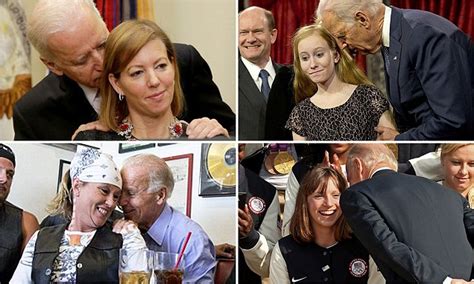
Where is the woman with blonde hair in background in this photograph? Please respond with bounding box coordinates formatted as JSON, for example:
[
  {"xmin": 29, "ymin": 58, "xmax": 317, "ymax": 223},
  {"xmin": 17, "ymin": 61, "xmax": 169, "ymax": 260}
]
[
  {"xmin": 440, "ymin": 144, "xmax": 474, "ymax": 208},
  {"xmin": 11, "ymin": 146, "xmax": 146, "ymax": 283},
  {"xmin": 286, "ymin": 24, "xmax": 396, "ymax": 140}
]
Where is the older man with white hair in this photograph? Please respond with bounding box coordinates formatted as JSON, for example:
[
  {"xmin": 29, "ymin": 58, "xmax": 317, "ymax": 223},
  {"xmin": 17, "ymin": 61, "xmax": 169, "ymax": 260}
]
[
  {"xmin": 119, "ymin": 153, "xmax": 216, "ymax": 283},
  {"xmin": 342, "ymin": 144, "xmax": 474, "ymax": 283},
  {"xmin": 14, "ymin": 0, "xmax": 235, "ymax": 140},
  {"xmin": 316, "ymin": 0, "xmax": 473, "ymax": 140}
]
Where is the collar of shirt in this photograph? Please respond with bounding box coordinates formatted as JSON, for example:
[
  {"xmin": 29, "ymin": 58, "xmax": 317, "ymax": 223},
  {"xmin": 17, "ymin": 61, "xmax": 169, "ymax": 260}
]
[
  {"xmin": 78, "ymin": 83, "xmax": 101, "ymax": 114},
  {"xmin": 240, "ymin": 56, "xmax": 276, "ymax": 90},
  {"xmin": 382, "ymin": 5, "xmax": 392, "ymax": 48},
  {"xmin": 146, "ymin": 203, "xmax": 172, "ymax": 247},
  {"xmin": 370, "ymin": 167, "xmax": 393, "ymax": 178}
]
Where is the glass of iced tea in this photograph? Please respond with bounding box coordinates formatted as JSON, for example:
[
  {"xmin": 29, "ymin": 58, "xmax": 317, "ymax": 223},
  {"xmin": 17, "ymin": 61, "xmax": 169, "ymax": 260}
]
[
  {"xmin": 119, "ymin": 248, "xmax": 153, "ymax": 284},
  {"xmin": 153, "ymin": 252, "xmax": 184, "ymax": 284}
]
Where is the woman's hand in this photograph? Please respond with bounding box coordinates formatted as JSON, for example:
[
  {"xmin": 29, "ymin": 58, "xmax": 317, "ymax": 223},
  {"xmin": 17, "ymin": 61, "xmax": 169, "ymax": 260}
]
[
  {"xmin": 186, "ymin": 117, "xmax": 229, "ymax": 139},
  {"xmin": 71, "ymin": 120, "xmax": 110, "ymax": 140}
]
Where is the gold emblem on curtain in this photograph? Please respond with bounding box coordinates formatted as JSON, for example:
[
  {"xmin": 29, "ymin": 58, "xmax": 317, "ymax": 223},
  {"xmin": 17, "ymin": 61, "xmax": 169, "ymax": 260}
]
[{"xmin": 0, "ymin": 0, "xmax": 31, "ymax": 119}]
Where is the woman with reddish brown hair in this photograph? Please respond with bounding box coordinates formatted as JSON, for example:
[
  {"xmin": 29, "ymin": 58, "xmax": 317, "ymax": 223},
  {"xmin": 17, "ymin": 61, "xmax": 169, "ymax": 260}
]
[
  {"xmin": 75, "ymin": 19, "xmax": 229, "ymax": 140},
  {"xmin": 270, "ymin": 166, "xmax": 383, "ymax": 283}
]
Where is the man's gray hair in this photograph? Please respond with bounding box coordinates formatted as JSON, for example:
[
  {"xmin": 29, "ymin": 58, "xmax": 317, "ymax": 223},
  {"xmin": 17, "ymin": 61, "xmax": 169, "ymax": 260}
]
[
  {"xmin": 347, "ymin": 144, "xmax": 398, "ymax": 172},
  {"xmin": 122, "ymin": 154, "xmax": 175, "ymax": 198},
  {"xmin": 316, "ymin": 0, "xmax": 383, "ymax": 23},
  {"xmin": 27, "ymin": 0, "xmax": 105, "ymax": 60}
]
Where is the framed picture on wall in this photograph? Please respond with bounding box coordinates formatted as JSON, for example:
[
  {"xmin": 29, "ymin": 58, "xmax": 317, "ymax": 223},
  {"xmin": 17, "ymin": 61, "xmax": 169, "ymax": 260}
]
[
  {"xmin": 163, "ymin": 154, "xmax": 193, "ymax": 217},
  {"xmin": 57, "ymin": 159, "xmax": 71, "ymax": 192},
  {"xmin": 199, "ymin": 143, "xmax": 236, "ymax": 197},
  {"xmin": 118, "ymin": 143, "xmax": 155, "ymax": 154}
]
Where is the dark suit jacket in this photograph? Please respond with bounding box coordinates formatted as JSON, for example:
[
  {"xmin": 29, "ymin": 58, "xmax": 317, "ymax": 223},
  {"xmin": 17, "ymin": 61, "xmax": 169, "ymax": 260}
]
[
  {"xmin": 386, "ymin": 7, "xmax": 473, "ymax": 140},
  {"xmin": 264, "ymin": 65, "xmax": 294, "ymax": 140},
  {"xmin": 238, "ymin": 58, "xmax": 281, "ymax": 140},
  {"xmin": 341, "ymin": 169, "xmax": 474, "ymax": 282},
  {"xmin": 13, "ymin": 43, "xmax": 235, "ymax": 140}
]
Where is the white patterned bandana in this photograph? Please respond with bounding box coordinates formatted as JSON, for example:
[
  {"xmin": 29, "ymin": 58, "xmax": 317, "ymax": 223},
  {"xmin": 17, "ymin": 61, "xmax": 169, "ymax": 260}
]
[{"xmin": 70, "ymin": 146, "xmax": 122, "ymax": 189}]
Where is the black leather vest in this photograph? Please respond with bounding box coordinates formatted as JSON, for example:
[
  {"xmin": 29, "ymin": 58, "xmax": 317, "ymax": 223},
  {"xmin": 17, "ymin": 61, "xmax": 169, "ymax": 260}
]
[
  {"xmin": 0, "ymin": 201, "xmax": 23, "ymax": 283},
  {"xmin": 32, "ymin": 223, "xmax": 123, "ymax": 283},
  {"xmin": 279, "ymin": 236, "xmax": 369, "ymax": 283}
]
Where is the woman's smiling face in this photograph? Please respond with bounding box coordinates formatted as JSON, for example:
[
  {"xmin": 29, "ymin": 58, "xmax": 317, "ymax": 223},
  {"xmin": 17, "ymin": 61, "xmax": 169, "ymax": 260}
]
[{"xmin": 307, "ymin": 177, "xmax": 342, "ymax": 230}]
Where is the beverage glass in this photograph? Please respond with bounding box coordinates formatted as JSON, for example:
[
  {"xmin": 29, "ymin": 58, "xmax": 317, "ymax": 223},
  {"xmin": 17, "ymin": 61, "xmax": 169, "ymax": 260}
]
[
  {"xmin": 119, "ymin": 248, "xmax": 153, "ymax": 284},
  {"xmin": 153, "ymin": 252, "xmax": 184, "ymax": 284}
]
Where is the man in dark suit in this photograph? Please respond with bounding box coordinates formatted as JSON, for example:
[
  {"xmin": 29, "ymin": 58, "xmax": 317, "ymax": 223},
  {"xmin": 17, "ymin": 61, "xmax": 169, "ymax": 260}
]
[
  {"xmin": 238, "ymin": 6, "xmax": 283, "ymax": 140},
  {"xmin": 13, "ymin": 0, "xmax": 235, "ymax": 140},
  {"xmin": 342, "ymin": 144, "xmax": 474, "ymax": 283},
  {"xmin": 264, "ymin": 65, "xmax": 294, "ymax": 140},
  {"xmin": 317, "ymin": 0, "xmax": 473, "ymax": 140}
]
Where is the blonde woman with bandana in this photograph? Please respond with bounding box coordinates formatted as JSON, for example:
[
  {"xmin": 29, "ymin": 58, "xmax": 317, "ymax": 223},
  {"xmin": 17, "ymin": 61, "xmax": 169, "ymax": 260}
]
[{"xmin": 11, "ymin": 146, "xmax": 147, "ymax": 283}]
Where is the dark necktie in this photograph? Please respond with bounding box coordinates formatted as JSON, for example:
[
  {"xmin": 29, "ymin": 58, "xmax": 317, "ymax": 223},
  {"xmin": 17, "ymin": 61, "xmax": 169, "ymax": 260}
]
[
  {"xmin": 259, "ymin": 69, "xmax": 270, "ymax": 101},
  {"xmin": 382, "ymin": 46, "xmax": 390, "ymax": 75}
]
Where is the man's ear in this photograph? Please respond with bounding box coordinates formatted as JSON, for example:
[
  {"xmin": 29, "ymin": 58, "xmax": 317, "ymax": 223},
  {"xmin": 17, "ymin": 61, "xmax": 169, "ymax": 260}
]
[
  {"xmin": 270, "ymin": 28, "xmax": 278, "ymax": 44},
  {"xmin": 355, "ymin": 11, "xmax": 370, "ymax": 29},
  {"xmin": 155, "ymin": 187, "xmax": 167, "ymax": 205},
  {"xmin": 108, "ymin": 73, "xmax": 124, "ymax": 97},
  {"xmin": 354, "ymin": 158, "xmax": 365, "ymax": 181},
  {"xmin": 41, "ymin": 57, "xmax": 64, "ymax": 76}
]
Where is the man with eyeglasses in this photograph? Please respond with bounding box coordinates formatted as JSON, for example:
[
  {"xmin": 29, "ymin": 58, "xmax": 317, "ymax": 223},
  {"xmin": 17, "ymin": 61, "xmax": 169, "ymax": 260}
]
[
  {"xmin": 119, "ymin": 153, "xmax": 216, "ymax": 283},
  {"xmin": 0, "ymin": 144, "xmax": 39, "ymax": 283}
]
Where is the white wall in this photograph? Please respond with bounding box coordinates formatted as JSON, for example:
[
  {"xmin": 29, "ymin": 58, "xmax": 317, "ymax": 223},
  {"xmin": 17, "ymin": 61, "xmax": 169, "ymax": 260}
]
[
  {"xmin": 154, "ymin": 0, "xmax": 236, "ymax": 113},
  {"xmin": 7, "ymin": 143, "xmax": 75, "ymax": 220},
  {"xmin": 5, "ymin": 142, "xmax": 236, "ymax": 246}
]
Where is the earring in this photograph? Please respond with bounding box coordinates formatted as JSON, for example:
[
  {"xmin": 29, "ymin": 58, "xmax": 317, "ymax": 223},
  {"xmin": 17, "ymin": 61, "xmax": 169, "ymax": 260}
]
[{"xmin": 118, "ymin": 93, "xmax": 124, "ymax": 101}]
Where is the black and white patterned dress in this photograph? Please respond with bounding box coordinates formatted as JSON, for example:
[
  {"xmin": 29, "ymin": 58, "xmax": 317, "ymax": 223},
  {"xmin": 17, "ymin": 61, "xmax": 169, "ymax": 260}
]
[{"xmin": 285, "ymin": 85, "xmax": 389, "ymax": 140}]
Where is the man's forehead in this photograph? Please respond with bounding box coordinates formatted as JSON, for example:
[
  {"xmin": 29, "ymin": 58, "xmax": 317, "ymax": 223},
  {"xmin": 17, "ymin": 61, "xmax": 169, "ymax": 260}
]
[
  {"xmin": 122, "ymin": 166, "xmax": 148, "ymax": 183},
  {"xmin": 320, "ymin": 11, "xmax": 342, "ymax": 33},
  {"xmin": 0, "ymin": 157, "xmax": 14, "ymax": 170},
  {"xmin": 47, "ymin": 18, "xmax": 107, "ymax": 61},
  {"xmin": 239, "ymin": 10, "xmax": 266, "ymax": 27}
]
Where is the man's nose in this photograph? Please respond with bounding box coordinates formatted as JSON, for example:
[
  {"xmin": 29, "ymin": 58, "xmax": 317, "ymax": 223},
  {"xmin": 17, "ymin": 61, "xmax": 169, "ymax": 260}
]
[
  {"xmin": 335, "ymin": 38, "xmax": 348, "ymax": 50},
  {"xmin": 0, "ymin": 168, "xmax": 7, "ymax": 184},
  {"xmin": 119, "ymin": 194, "xmax": 128, "ymax": 206},
  {"xmin": 247, "ymin": 32, "xmax": 257, "ymax": 42},
  {"xmin": 92, "ymin": 49, "xmax": 104, "ymax": 70}
]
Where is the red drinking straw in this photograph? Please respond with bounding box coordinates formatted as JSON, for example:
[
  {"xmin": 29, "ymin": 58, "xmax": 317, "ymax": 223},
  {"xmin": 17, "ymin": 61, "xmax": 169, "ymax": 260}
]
[{"xmin": 175, "ymin": 232, "xmax": 192, "ymax": 270}]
